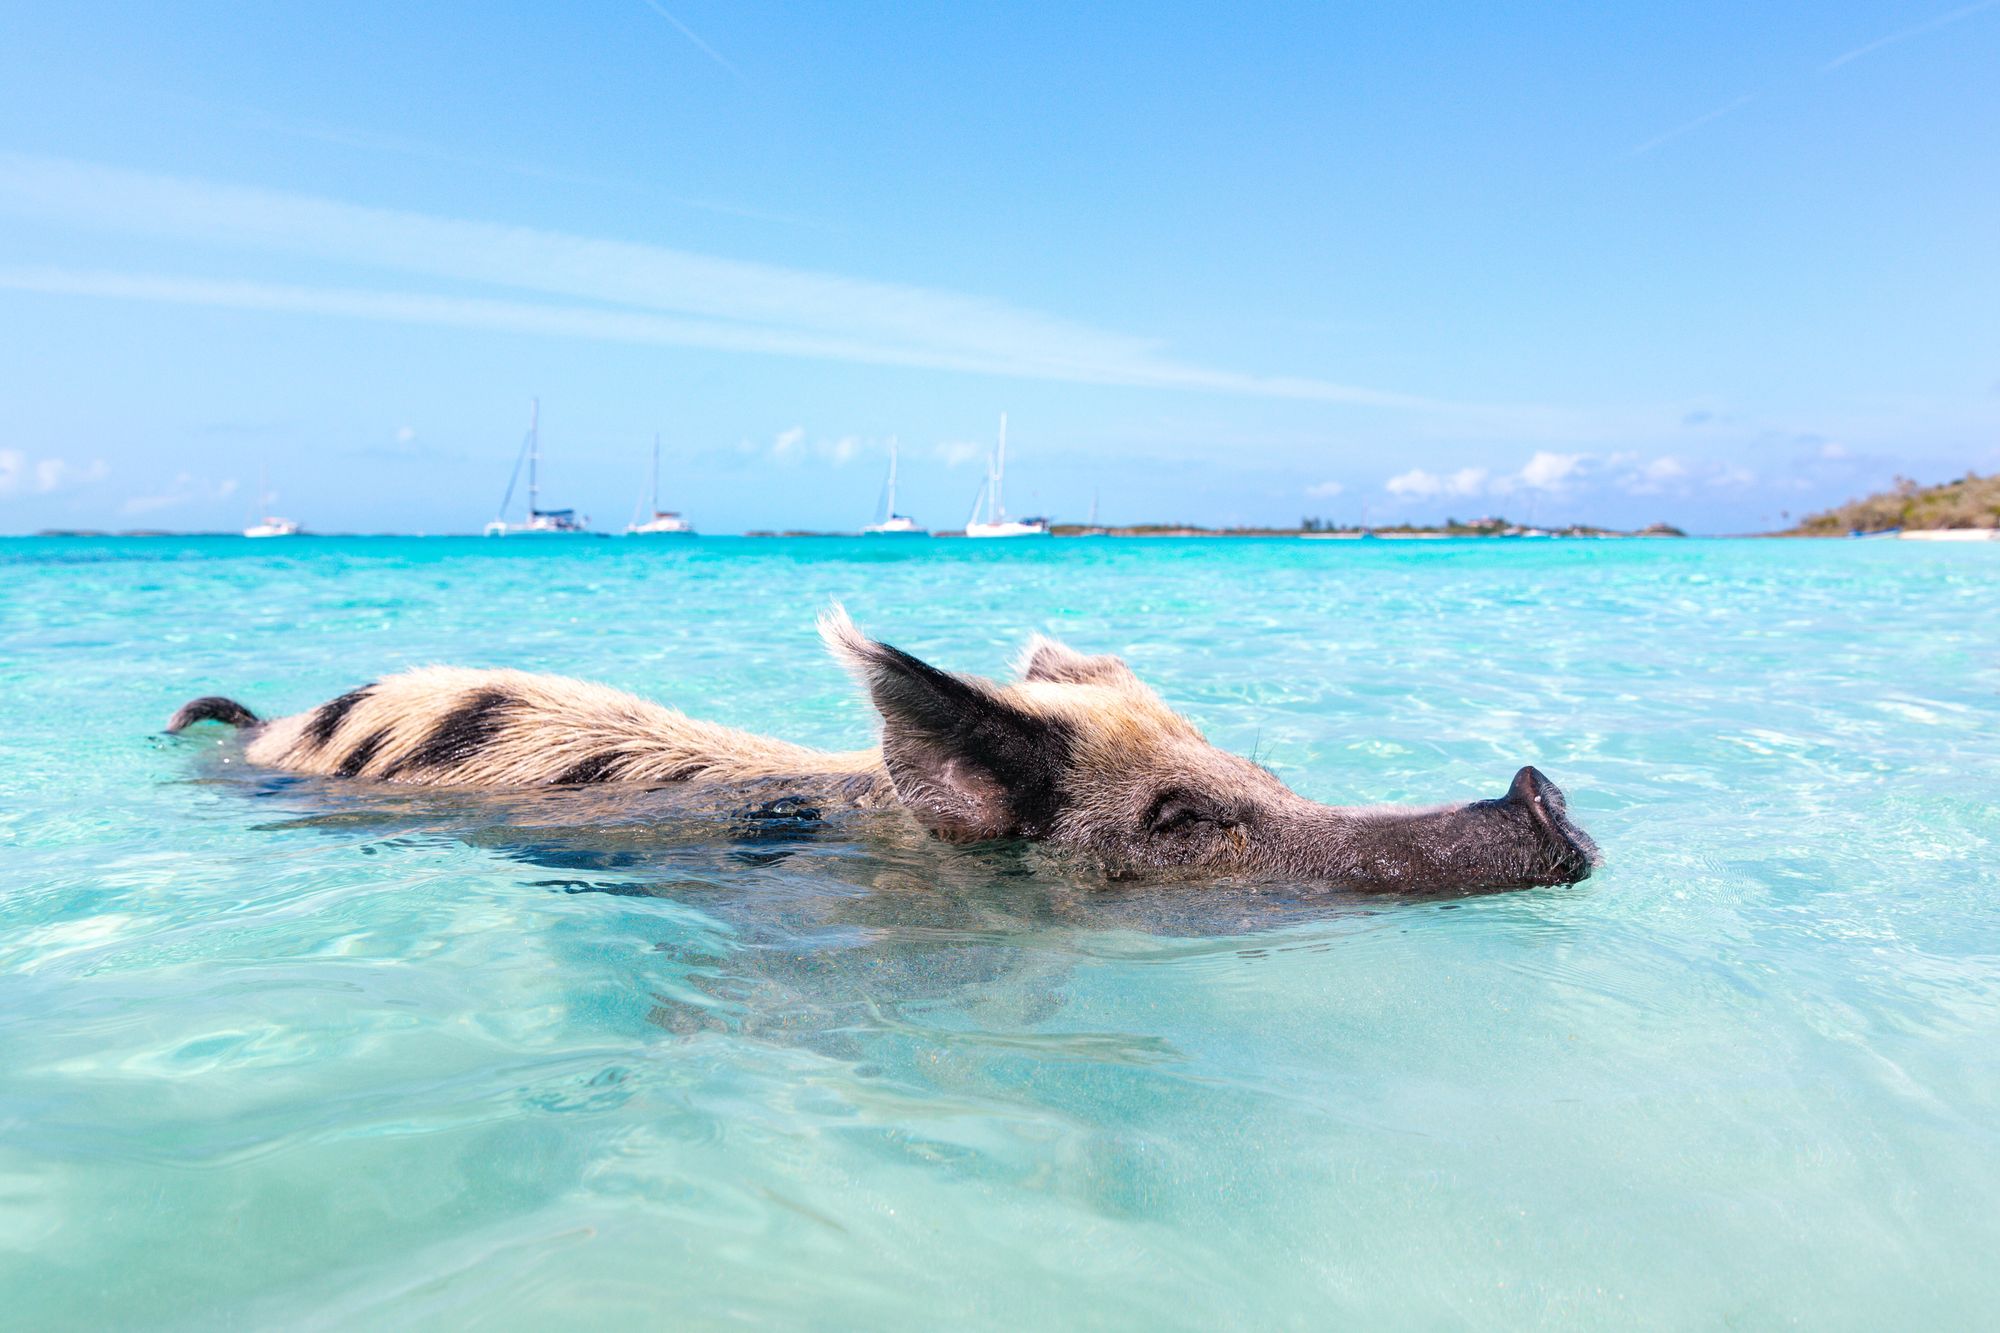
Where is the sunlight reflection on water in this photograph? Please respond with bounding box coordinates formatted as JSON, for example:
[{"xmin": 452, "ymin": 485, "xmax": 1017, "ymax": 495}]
[{"xmin": 1, "ymin": 535, "xmax": 1996, "ymax": 1325}]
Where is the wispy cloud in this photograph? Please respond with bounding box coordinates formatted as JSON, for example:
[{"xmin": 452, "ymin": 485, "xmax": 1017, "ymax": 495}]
[
  {"xmin": 933, "ymin": 440, "xmax": 986, "ymax": 467},
  {"xmin": 1614, "ymin": 454, "xmax": 1689, "ymax": 495},
  {"xmin": 1822, "ymin": 0, "xmax": 2000, "ymax": 72},
  {"xmin": 1389, "ymin": 450, "xmax": 1768, "ymax": 502},
  {"xmin": 1305, "ymin": 480, "xmax": 1344, "ymax": 498},
  {"xmin": 0, "ymin": 153, "xmax": 1433, "ymax": 407},
  {"xmin": 1386, "ymin": 466, "xmax": 1489, "ymax": 499},
  {"xmin": 763, "ymin": 427, "xmax": 874, "ymax": 466},
  {"xmin": 121, "ymin": 472, "xmax": 238, "ymax": 515},
  {"xmin": 641, "ymin": 1, "xmax": 746, "ymax": 82},
  {"xmin": 1627, "ymin": 94, "xmax": 1755, "ymax": 158},
  {"xmin": 0, "ymin": 450, "xmax": 108, "ymax": 497}
]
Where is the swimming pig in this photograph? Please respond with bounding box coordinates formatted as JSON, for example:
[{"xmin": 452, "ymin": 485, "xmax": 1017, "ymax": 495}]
[{"xmin": 167, "ymin": 609, "xmax": 1598, "ymax": 892}]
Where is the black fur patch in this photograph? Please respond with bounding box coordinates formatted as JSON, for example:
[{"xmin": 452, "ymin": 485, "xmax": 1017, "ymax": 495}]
[
  {"xmin": 166, "ymin": 696, "xmax": 259, "ymax": 732},
  {"xmin": 863, "ymin": 640, "xmax": 1074, "ymax": 839},
  {"xmin": 390, "ymin": 689, "xmax": 513, "ymax": 775},
  {"xmin": 337, "ymin": 727, "xmax": 391, "ymax": 778},
  {"xmin": 307, "ymin": 686, "xmax": 375, "ymax": 748},
  {"xmin": 552, "ymin": 752, "xmax": 623, "ymax": 785}
]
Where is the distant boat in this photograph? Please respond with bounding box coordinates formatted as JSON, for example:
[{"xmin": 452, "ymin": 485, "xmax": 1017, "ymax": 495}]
[
  {"xmin": 862, "ymin": 437, "xmax": 927, "ymax": 536},
  {"xmin": 1072, "ymin": 489, "xmax": 1109, "ymax": 537},
  {"xmin": 1898, "ymin": 528, "xmax": 1997, "ymax": 541},
  {"xmin": 485, "ymin": 398, "xmax": 589, "ymax": 536},
  {"xmin": 243, "ymin": 466, "xmax": 301, "ymax": 537},
  {"xmin": 627, "ymin": 434, "xmax": 695, "ymax": 536},
  {"xmin": 963, "ymin": 413, "xmax": 1050, "ymax": 538}
]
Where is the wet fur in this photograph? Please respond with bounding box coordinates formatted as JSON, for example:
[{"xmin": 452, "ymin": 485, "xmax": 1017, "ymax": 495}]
[
  {"xmin": 224, "ymin": 665, "xmax": 888, "ymax": 794},
  {"xmin": 167, "ymin": 608, "xmax": 1599, "ymax": 890}
]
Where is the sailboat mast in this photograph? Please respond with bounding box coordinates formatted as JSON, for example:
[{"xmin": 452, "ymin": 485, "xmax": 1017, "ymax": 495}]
[
  {"xmin": 651, "ymin": 433, "xmax": 661, "ymax": 515},
  {"xmin": 994, "ymin": 412, "xmax": 1007, "ymax": 521},
  {"xmin": 527, "ymin": 397, "xmax": 540, "ymax": 515},
  {"xmin": 886, "ymin": 437, "xmax": 899, "ymax": 517}
]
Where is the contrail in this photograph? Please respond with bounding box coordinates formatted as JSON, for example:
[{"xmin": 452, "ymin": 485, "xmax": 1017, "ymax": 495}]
[
  {"xmin": 1626, "ymin": 94, "xmax": 1754, "ymax": 158},
  {"xmin": 1822, "ymin": 0, "xmax": 2000, "ymax": 72},
  {"xmin": 641, "ymin": 0, "xmax": 746, "ymax": 81}
]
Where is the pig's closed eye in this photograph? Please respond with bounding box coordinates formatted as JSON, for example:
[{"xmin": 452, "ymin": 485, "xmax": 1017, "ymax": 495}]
[{"xmin": 1147, "ymin": 793, "xmax": 1228, "ymax": 836}]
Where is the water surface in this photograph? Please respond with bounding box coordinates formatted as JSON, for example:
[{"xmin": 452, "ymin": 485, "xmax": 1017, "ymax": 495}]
[{"xmin": 2, "ymin": 536, "xmax": 1996, "ymax": 1326}]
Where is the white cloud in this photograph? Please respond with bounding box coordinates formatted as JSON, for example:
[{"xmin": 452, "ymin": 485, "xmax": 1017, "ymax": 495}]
[
  {"xmin": 0, "ymin": 152, "xmax": 1433, "ymax": 406},
  {"xmin": 1819, "ymin": 441, "xmax": 1849, "ymax": 460},
  {"xmin": 0, "ymin": 449, "xmax": 108, "ymax": 497},
  {"xmin": 1387, "ymin": 452, "xmax": 1589, "ymax": 501},
  {"xmin": 1615, "ymin": 455, "xmax": 1688, "ymax": 495},
  {"xmin": 1386, "ymin": 466, "xmax": 1489, "ymax": 499},
  {"xmin": 766, "ymin": 427, "xmax": 871, "ymax": 466},
  {"xmin": 396, "ymin": 425, "xmax": 416, "ymax": 442},
  {"xmin": 1516, "ymin": 450, "xmax": 1586, "ymax": 491},
  {"xmin": 1305, "ymin": 480, "xmax": 1345, "ymax": 498},
  {"xmin": 1642, "ymin": 456, "xmax": 1687, "ymax": 488},
  {"xmin": 934, "ymin": 440, "xmax": 985, "ymax": 468}
]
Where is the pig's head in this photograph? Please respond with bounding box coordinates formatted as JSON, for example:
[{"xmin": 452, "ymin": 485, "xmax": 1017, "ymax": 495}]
[{"xmin": 823, "ymin": 610, "xmax": 1599, "ymax": 893}]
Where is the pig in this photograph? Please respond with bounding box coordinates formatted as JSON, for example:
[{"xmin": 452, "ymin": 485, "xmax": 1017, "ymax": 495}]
[{"xmin": 166, "ymin": 608, "xmax": 1598, "ymax": 892}]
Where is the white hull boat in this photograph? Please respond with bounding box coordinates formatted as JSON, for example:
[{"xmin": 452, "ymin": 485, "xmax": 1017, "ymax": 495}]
[
  {"xmin": 862, "ymin": 438, "xmax": 928, "ymax": 536},
  {"xmin": 628, "ymin": 434, "xmax": 696, "ymax": 536},
  {"xmin": 486, "ymin": 399, "xmax": 590, "ymax": 536},
  {"xmin": 962, "ymin": 413, "xmax": 1049, "ymax": 538}
]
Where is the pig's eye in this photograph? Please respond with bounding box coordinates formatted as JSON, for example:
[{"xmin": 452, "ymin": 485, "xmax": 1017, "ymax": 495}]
[{"xmin": 1147, "ymin": 792, "xmax": 1228, "ymax": 837}]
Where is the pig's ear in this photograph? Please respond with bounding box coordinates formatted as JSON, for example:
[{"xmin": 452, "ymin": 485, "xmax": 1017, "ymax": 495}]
[
  {"xmin": 1014, "ymin": 634, "xmax": 1138, "ymax": 687},
  {"xmin": 821, "ymin": 607, "xmax": 1069, "ymax": 841}
]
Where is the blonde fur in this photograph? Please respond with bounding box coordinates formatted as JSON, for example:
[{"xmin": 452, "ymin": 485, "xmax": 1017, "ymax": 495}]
[{"xmin": 244, "ymin": 665, "xmax": 886, "ymax": 790}]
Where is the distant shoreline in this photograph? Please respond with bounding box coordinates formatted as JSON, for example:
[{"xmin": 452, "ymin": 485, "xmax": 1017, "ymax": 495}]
[
  {"xmin": 21, "ymin": 527, "xmax": 1700, "ymax": 541},
  {"xmin": 25, "ymin": 519, "xmax": 1697, "ymax": 541},
  {"xmin": 12, "ymin": 523, "xmax": 1993, "ymax": 542}
]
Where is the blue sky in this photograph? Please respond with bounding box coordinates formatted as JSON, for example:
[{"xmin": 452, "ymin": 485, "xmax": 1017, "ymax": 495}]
[{"xmin": 1, "ymin": 1, "xmax": 1996, "ymax": 534}]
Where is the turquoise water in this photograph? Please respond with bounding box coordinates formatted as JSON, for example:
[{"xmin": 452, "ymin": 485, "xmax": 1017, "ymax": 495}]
[{"xmin": 2, "ymin": 535, "xmax": 1996, "ymax": 1327}]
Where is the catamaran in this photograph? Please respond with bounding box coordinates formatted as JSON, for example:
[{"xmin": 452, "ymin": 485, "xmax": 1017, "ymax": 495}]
[
  {"xmin": 862, "ymin": 436, "xmax": 926, "ymax": 536},
  {"xmin": 627, "ymin": 434, "xmax": 695, "ymax": 536},
  {"xmin": 963, "ymin": 413, "xmax": 1050, "ymax": 538},
  {"xmin": 243, "ymin": 466, "xmax": 301, "ymax": 537},
  {"xmin": 485, "ymin": 398, "xmax": 589, "ymax": 536}
]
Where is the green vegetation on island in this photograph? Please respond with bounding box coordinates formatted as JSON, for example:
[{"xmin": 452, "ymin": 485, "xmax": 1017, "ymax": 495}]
[{"xmin": 1790, "ymin": 473, "xmax": 2000, "ymax": 535}]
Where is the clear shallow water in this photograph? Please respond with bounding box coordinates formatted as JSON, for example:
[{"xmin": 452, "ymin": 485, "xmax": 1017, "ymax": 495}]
[{"xmin": 2, "ymin": 535, "xmax": 1996, "ymax": 1328}]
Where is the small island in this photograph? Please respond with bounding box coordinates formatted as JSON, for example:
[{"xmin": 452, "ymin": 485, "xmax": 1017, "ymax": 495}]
[{"xmin": 1789, "ymin": 473, "xmax": 1999, "ymax": 537}]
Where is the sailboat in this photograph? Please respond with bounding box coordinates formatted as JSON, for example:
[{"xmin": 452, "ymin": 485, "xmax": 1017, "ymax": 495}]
[
  {"xmin": 243, "ymin": 465, "xmax": 301, "ymax": 537},
  {"xmin": 485, "ymin": 398, "xmax": 589, "ymax": 536},
  {"xmin": 1073, "ymin": 490, "xmax": 1109, "ymax": 537},
  {"xmin": 862, "ymin": 437, "xmax": 926, "ymax": 536},
  {"xmin": 963, "ymin": 413, "xmax": 1050, "ymax": 538},
  {"xmin": 627, "ymin": 434, "xmax": 695, "ymax": 536}
]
